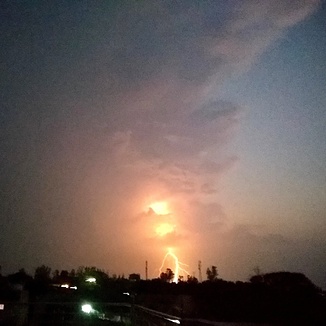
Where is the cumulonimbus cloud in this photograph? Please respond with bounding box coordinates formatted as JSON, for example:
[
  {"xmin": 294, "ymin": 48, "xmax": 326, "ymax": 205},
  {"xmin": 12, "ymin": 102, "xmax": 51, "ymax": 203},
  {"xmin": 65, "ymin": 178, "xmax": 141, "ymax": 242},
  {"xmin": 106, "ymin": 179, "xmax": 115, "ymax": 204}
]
[{"xmin": 0, "ymin": 0, "xmax": 321, "ymax": 278}]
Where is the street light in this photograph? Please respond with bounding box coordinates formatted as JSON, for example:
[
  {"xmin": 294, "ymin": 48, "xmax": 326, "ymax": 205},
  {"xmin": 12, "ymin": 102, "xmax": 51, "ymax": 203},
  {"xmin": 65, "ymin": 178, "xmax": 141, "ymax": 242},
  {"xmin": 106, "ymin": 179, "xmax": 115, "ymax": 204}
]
[{"xmin": 81, "ymin": 303, "xmax": 93, "ymax": 314}]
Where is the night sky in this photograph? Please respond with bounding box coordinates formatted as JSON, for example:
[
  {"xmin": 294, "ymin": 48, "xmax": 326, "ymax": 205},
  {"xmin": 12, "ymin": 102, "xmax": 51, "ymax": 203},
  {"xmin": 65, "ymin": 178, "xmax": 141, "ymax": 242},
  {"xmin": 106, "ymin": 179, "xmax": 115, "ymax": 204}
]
[{"xmin": 1, "ymin": 1, "xmax": 325, "ymax": 288}]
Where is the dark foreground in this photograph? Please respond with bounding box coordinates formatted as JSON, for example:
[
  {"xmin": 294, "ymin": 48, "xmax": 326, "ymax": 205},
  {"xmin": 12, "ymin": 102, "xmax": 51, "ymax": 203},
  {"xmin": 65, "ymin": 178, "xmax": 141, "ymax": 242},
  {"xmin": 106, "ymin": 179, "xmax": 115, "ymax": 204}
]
[
  {"xmin": 0, "ymin": 300, "xmax": 325, "ymax": 326},
  {"xmin": 1, "ymin": 270, "xmax": 325, "ymax": 325}
]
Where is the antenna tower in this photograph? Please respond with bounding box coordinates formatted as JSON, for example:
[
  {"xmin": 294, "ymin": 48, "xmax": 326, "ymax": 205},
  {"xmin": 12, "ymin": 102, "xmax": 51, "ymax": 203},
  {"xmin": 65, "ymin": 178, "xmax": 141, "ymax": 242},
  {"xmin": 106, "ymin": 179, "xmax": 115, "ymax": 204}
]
[{"xmin": 198, "ymin": 260, "xmax": 202, "ymax": 283}]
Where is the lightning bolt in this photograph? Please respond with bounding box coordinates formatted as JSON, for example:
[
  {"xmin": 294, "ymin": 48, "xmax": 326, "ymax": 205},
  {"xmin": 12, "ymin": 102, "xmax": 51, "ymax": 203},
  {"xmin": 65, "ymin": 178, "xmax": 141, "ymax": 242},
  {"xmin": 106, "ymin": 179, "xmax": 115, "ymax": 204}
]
[{"xmin": 159, "ymin": 248, "xmax": 190, "ymax": 283}]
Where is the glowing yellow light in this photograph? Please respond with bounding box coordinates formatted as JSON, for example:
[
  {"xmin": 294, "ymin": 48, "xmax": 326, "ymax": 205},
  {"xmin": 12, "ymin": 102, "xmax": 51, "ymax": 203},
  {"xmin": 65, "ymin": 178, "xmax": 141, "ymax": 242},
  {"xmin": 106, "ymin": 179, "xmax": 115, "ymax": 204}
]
[
  {"xmin": 81, "ymin": 304, "xmax": 93, "ymax": 314},
  {"xmin": 159, "ymin": 248, "xmax": 190, "ymax": 283},
  {"xmin": 166, "ymin": 318, "xmax": 181, "ymax": 324},
  {"xmin": 60, "ymin": 284, "xmax": 69, "ymax": 288},
  {"xmin": 155, "ymin": 223, "xmax": 175, "ymax": 236},
  {"xmin": 149, "ymin": 201, "xmax": 169, "ymax": 215}
]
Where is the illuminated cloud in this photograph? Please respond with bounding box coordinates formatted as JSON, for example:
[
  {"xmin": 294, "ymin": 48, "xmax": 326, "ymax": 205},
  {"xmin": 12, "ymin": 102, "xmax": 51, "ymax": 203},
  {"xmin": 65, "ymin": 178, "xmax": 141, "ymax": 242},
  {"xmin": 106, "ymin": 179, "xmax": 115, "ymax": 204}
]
[{"xmin": 0, "ymin": 0, "xmax": 323, "ymax": 286}]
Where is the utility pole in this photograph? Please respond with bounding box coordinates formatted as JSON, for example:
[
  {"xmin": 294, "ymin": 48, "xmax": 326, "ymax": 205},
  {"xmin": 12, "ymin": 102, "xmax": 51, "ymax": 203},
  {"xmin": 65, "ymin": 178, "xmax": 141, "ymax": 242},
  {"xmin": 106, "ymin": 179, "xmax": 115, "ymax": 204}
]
[
  {"xmin": 145, "ymin": 260, "xmax": 148, "ymax": 280},
  {"xmin": 198, "ymin": 260, "xmax": 202, "ymax": 283}
]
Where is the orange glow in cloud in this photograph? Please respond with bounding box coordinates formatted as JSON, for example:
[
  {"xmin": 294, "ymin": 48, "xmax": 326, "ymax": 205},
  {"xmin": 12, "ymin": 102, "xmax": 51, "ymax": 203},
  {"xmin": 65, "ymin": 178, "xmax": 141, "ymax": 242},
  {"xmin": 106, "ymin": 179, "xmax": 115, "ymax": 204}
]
[
  {"xmin": 155, "ymin": 223, "xmax": 175, "ymax": 237},
  {"xmin": 149, "ymin": 201, "xmax": 170, "ymax": 215}
]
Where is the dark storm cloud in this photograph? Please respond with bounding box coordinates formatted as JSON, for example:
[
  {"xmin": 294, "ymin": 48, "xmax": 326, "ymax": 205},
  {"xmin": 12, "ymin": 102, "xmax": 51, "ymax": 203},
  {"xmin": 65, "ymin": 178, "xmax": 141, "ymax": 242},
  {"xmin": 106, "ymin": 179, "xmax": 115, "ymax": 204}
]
[
  {"xmin": 206, "ymin": 224, "xmax": 326, "ymax": 287},
  {"xmin": 0, "ymin": 0, "xmax": 321, "ymax": 279}
]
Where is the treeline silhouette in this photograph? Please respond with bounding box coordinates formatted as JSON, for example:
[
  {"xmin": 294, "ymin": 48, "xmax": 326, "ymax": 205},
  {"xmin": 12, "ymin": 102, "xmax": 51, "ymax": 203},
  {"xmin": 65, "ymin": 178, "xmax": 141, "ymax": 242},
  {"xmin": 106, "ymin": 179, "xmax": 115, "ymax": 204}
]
[{"xmin": 1, "ymin": 265, "xmax": 325, "ymax": 325}]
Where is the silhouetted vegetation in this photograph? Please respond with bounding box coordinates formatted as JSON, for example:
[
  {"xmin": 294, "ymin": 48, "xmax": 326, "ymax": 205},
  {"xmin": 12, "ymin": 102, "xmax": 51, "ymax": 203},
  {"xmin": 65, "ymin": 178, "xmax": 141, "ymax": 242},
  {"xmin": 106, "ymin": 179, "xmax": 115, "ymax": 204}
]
[
  {"xmin": 128, "ymin": 273, "xmax": 140, "ymax": 281},
  {"xmin": 206, "ymin": 265, "xmax": 218, "ymax": 281},
  {"xmin": 1, "ymin": 265, "xmax": 325, "ymax": 325},
  {"xmin": 159, "ymin": 268, "xmax": 174, "ymax": 283}
]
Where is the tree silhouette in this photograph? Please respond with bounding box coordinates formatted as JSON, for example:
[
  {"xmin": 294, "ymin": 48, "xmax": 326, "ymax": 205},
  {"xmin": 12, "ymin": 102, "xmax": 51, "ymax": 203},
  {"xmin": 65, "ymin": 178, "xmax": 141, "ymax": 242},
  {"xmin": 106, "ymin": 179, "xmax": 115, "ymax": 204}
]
[
  {"xmin": 34, "ymin": 265, "xmax": 52, "ymax": 294},
  {"xmin": 129, "ymin": 273, "xmax": 141, "ymax": 281},
  {"xmin": 206, "ymin": 265, "xmax": 218, "ymax": 281},
  {"xmin": 7, "ymin": 268, "xmax": 33, "ymax": 289},
  {"xmin": 34, "ymin": 265, "xmax": 51, "ymax": 283},
  {"xmin": 69, "ymin": 269, "xmax": 76, "ymax": 278},
  {"xmin": 187, "ymin": 275, "xmax": 198, "ymax": 284},
  {"xmin": 160, "ymin": 268, "xmax": 175, "ymax": 282},
  {"xmin": 52, "ymin": 269, "xmax": 60, "ymax": 282}
]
